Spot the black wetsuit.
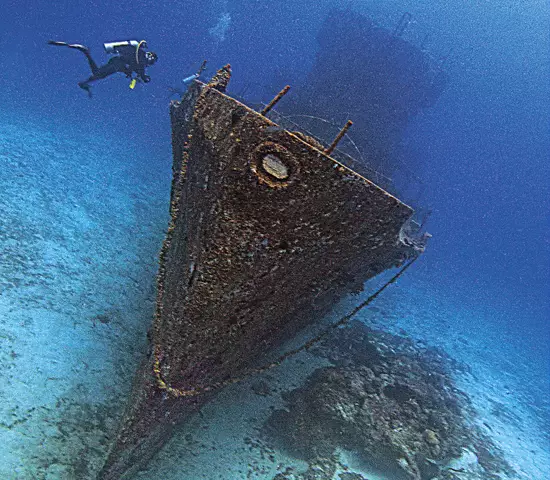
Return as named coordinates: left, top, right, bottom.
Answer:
left=79, top=45, right=150, bottom=89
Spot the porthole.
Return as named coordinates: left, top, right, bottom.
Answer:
left=250, top=142, right=298, bottom=188
left=262, top=154, right=289, bottom=180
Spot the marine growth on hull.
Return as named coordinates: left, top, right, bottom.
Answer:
left=99, top=63, right=424, bottom=479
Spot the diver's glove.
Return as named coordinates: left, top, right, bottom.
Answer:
left=142, top=75, right=151, bottom=83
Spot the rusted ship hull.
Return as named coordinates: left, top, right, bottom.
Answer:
left=99, top=74, right=419, bottom=479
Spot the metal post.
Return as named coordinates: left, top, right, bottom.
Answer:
left=325, top=120, right=353, bottom=155
left=196, top=60, right=207, bottom=77
left=261, top=85, right=291, bottom=116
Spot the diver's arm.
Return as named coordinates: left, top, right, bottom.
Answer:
left=138, top=69, right=151, bottom=82
left=136, top=63, right=150, bottom=82
left=135, top=49, right=150, bottom=82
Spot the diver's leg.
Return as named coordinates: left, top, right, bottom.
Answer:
left=78, top=77, right=95, bottom=97
left=83, top=52, right=100, bottom=76
left=77, top=83, right=92, bottom=98
left=47, top=40, right=100, bottom=75
left=69, top=45, right=100, bottom=75
left=77, top=60, right=120, bottom=97
left=91, top=60, right=120, bottom=80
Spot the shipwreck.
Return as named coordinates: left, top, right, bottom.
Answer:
left=98, top=66, right=424, bottom=479
left=98, top=10, right=445, bottom=476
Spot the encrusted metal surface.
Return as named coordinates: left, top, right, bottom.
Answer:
left=99, top=79, right=418, bottom=479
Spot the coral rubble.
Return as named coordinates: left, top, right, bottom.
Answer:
left=264, top=321, right=513, bottom=480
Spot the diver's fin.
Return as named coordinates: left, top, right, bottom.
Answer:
left=47, top=40, right=69, bottom=47
left=47, top=41, right=89, bottom=54
left=67, top=44, right=89, bottom=53
left=78, top=82, right=93, bottom=98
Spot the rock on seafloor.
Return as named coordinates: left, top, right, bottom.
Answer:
left=263, top=321, right=515, bottom=480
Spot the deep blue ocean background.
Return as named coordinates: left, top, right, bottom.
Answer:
left=1, top=0, right=549, bottom=478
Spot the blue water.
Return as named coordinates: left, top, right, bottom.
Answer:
left=1, top=0, right=549, bottom=479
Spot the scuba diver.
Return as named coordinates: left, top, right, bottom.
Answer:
left=47, top=40, right=158, bottom=97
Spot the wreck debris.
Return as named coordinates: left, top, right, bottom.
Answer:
left=278, top=9, right=449, bottom=176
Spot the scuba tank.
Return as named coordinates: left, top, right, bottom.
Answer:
left=182, top=61, right=208, bottom=85
left=183, top=74, right=199, bottom=84
left=103, top=40, right=149, bottom=90
left=104, top=40, right=145, bottom=54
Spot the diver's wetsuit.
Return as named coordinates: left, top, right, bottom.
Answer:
left=79, top=45, right=151, bottom=88
left=48, top=41, right=153, bottom=96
